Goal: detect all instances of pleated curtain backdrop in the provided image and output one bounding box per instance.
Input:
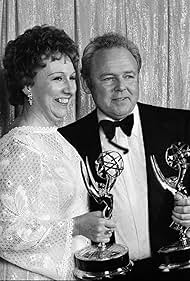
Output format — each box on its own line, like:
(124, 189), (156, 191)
(0, 0), (190, 137)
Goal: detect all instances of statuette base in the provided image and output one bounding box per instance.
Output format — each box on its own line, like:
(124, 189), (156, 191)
(158, 239), (190, 272)
(74, 243), (133, 280)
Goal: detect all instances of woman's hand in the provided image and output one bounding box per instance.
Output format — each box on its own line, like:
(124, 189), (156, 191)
(73, 211), (116, 243)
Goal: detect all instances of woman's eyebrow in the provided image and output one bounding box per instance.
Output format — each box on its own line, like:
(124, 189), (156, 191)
(48, 71), (64, 76)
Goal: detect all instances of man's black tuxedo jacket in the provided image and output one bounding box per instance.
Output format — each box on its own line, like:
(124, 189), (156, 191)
(59, 102), (190, 258)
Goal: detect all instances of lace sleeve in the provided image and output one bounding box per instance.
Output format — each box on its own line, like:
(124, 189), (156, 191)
(0, 136), (75, 280)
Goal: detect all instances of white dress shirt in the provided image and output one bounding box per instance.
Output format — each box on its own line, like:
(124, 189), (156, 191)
(97, 105), (151, 260)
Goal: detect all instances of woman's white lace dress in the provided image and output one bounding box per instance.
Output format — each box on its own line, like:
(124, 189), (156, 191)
(0, 127), (90, 280)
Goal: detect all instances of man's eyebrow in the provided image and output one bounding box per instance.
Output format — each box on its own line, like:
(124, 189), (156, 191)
(99, 72), (115, 78)
(99, 70), (136, 78)
(124, 70), (136, 74)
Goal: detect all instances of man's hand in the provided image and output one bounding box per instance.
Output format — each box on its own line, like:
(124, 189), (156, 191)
(172, 193), (190, 237)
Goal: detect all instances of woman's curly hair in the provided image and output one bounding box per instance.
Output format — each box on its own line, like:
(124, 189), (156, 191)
(3, 25), (79, 105)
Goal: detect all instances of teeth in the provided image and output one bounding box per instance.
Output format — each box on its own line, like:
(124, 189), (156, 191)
(56, 98), (69, 104)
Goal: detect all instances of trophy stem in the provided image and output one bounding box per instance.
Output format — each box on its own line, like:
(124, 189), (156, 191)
(97, 242), (106, 251)
(179, 228), (190, 247)
(180, 236), (189, 247)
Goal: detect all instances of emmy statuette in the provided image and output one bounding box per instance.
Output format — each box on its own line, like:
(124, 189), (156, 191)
(150, 142), (190, 271)
(73, 151), (133, 280)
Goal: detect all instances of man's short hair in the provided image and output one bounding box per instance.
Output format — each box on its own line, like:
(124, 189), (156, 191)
(81, 32), (141, 88)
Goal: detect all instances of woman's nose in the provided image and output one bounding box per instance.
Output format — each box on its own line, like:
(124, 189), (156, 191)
(64, 79), (76, 94)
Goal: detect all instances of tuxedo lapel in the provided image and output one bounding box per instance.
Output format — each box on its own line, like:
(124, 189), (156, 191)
(80, 110), (107, 212)
(81, 110), (102, 180)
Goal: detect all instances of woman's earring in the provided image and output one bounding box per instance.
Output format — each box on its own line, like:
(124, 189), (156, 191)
(23, 86), (33, 106)
(28, 90), (33, 106)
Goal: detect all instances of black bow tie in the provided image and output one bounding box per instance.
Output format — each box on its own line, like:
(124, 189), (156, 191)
(99, 114), (134, 140)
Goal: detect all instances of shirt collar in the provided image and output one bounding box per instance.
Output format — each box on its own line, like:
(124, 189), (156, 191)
(97, 104), (140, 137)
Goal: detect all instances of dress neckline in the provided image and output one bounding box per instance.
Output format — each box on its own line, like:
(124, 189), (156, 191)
(8, 126), (58, 134)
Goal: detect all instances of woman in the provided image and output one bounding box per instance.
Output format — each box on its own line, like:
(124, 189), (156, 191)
(0, 25), (115, 280)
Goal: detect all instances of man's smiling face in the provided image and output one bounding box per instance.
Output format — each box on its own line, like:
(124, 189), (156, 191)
(89, 47), (139, 120)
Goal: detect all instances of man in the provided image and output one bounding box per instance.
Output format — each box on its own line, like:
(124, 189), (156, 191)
(59, 33), (190, 274)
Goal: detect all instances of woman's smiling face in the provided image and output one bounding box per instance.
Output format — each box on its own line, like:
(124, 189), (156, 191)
(28, 54), (76, 127)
